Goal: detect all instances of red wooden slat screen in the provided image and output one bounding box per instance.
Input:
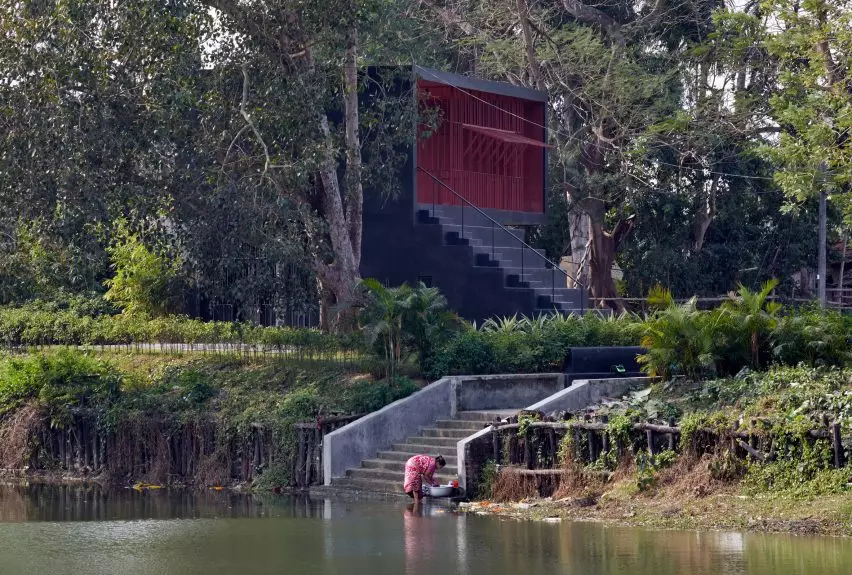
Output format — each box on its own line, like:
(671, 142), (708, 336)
(416, 80), (544, 213)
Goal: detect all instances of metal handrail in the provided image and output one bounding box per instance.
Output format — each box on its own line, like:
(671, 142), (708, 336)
(417, 166), (586, 314)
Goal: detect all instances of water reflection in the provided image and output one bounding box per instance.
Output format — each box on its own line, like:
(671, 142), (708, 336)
(0, 484), (850, 575)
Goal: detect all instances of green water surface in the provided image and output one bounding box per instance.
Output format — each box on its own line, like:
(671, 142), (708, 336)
(0, 485), (849, 574)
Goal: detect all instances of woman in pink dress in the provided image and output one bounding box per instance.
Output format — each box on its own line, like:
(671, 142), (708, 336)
(403, 454), (446, 502)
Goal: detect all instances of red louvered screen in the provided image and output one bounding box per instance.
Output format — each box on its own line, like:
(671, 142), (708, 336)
(416, 79), (545, 213)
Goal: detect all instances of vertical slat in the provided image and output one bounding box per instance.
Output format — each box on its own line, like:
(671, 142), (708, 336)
(832, 422), (845, 468)
(647, 430), (656, 456)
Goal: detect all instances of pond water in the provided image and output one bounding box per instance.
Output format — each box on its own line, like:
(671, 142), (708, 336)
(0, 484), (850, 575)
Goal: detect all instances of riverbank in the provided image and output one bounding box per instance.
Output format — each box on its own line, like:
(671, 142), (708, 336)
(464, 366), (852, 537)
(0, 349), (420, 489)
(462, 479), (852, 537)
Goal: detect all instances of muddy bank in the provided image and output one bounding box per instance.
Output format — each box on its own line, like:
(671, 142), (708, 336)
(461, 476), (852, 537)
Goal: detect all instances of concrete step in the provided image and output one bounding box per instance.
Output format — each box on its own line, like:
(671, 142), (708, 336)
(432, 419), (489, 430)
(361, 459), (459, 475)
(441, 224), (528, 248)
(376, 451), (459, 466)
(456, 411), (515, 422)
(345, 467), (458, 483)
(405, 436), (460, 447)
(420, 427), (474, 439)
(392, 442), (459, 454)
(331, 477), (401, 493)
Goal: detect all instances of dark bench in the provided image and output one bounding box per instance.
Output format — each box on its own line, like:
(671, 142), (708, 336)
(562, 346), (646, 385)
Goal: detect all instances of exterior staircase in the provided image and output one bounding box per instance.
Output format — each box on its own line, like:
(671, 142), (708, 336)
(416, 205), (586, 316)
(331, 411), (511, 493)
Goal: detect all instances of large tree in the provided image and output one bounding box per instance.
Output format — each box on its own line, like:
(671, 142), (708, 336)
(0, 0), (430, 325)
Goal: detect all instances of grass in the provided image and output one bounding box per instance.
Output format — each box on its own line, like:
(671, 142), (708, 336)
(0, 349), (422, 486)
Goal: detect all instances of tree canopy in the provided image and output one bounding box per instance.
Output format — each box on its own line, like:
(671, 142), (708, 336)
(0, 0), (848, 317)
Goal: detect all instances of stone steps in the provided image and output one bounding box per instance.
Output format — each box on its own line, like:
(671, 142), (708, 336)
(403, 436), (462, 447)
(331, 410), (518, 494)
(420, 427), (477, 439)
(346, 467), (458, 483)
(375, 450), (459, 465)
(361, 458), (459, 475)
(433, 419), (491, 430)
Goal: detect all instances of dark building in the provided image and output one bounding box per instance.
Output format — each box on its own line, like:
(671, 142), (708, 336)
(361, 66), (587, 323)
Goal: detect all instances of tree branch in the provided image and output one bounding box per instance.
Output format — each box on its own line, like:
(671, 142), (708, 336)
(418, 0), (475, 35)
(516, 0), (543, 90)
(693, 173), (719, 252)
(240, 64), (270, 182)
(560, 0), (624, 47)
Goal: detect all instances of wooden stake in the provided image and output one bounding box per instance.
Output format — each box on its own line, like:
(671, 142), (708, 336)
(668, 418), (676, 451)
(492, 426), (500, 463)
(832, 422), (845, 468)
(588, 430), (597, 462)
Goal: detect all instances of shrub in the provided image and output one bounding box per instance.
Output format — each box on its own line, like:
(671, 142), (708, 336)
(772, 309), (851, 367)
(340, 376), (420, 414)
(358, 280), (462, 378)
(0, 349), (122, 425)
(638, 297), (717, 380)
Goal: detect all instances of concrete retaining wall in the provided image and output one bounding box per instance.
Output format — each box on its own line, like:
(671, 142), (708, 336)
(323, 377), (455, 485)
(457, 377), (654, 494)
(454, 373), (565, 411)
(526, 377), (652, 415)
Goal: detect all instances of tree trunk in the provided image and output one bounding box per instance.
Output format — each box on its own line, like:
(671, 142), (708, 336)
(588, 218), (634, 311)
(566, 208), (590, 288)
(570, 193), (634, 311)
(343, 22), (363, 267)
(315, 100), (360, 322)
(516, 0), (543, 90)
(693, 173), (719, 252)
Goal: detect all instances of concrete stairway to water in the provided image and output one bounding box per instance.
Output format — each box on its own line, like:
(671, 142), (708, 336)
(331, 411), (512, 493)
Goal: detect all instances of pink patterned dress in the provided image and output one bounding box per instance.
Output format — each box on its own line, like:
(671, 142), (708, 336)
(403, 455), (438, 494)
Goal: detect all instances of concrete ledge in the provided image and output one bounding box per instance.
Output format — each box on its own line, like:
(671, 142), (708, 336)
(455, 373), (564, 411)
(323, 377), (455, 485)
(527, 377), (653, 415)
(458, 427), (494, 496)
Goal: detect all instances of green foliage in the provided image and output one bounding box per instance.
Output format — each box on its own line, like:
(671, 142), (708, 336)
(517, 412), (540, 438)
(557, 428), (575, 465)
(0, 350), (122, 426)
(744, 438), (850, 498)
(425, 313), (642, 379)
(755, 0), (852, 224)
(638, 298), (717, 380)
(635, 450), (678, 492)
(338, 376), (419, 414)
(253, 463), (292, 491)
(772, 308), (852, 367)
(638, 285), (850, 381)
(606, 414), (633, 444)
(104, 224), (183, 317)
(358, 280), (461, 379)
(0, 305), (364, 358)
(477, 460), (499, 500)
(719, 279), (781, 369)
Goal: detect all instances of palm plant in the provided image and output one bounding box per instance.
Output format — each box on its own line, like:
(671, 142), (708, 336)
(638, 297), (717, 380)
(721, 279), (781, 369)
(358, 279), (461, 378)
(358, 279), (409, 379)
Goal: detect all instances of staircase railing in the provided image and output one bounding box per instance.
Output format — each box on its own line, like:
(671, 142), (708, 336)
(417, 166), (586, 315)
